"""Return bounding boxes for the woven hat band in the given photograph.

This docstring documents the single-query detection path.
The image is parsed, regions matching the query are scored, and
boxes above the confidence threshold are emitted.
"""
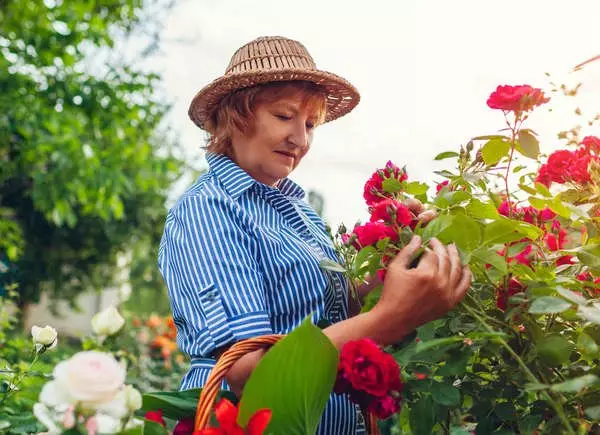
[225,37,317,75]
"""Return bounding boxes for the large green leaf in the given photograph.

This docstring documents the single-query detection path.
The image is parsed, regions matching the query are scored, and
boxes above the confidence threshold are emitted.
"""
[410,395,436,435]
[528,296,572,314]
[436,214,482,253]
[482,217,523,245]
[238,318,338,434]
[536,335,573,366]
[472,249,507,274]
[517,130,540,159]
[465,198,500,219]
[481,138,510,165]
[429,382,461,407]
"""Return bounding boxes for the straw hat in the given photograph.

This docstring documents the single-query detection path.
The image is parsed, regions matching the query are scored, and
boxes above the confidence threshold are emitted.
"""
[188,36,360,130]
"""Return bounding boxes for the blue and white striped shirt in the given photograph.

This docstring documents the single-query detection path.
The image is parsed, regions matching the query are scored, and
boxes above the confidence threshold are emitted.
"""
[158,152,366,434]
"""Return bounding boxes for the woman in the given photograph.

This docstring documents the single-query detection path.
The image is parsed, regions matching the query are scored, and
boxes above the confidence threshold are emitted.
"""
[159,36,472,434]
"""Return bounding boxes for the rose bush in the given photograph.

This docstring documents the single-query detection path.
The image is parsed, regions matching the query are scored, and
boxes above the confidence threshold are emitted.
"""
[326,83,600,434]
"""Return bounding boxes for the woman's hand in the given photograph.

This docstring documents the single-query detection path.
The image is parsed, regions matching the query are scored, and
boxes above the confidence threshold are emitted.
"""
[404,197,437,225]
[369,235,472,345]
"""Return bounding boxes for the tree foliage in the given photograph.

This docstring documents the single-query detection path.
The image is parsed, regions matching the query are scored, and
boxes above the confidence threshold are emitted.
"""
[0,0,183,308]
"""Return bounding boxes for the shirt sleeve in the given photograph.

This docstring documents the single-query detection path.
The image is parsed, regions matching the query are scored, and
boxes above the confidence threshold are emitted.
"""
[159,193,272,357]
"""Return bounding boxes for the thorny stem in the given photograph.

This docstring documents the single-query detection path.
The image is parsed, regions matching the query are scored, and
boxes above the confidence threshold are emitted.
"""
[461,302,575,435]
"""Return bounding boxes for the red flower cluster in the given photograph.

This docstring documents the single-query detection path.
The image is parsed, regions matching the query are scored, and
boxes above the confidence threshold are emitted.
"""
[363,161,408,206]
[486,85,550,113]
[577,271,600,296]
[145,409,167,426]
[536,137,600,187]
[494,201,574,311]
[334,338,403,420]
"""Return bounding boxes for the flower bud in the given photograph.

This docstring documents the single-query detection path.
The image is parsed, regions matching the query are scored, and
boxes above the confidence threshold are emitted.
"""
[91,306,125,336]
[31,325,58,350]
[123,385,142,411]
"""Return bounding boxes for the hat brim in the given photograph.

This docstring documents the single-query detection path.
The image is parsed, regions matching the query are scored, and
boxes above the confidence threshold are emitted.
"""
[188,68,360,130]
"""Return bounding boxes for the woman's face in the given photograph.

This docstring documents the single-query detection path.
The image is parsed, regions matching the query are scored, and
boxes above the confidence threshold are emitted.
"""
[230,93,319,186]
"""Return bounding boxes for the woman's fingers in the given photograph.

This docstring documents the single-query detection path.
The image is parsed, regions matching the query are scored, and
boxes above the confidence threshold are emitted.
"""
[429,238,450,279]
[392,235,422,268]
[447,243,462,286]
[453,265,472,303]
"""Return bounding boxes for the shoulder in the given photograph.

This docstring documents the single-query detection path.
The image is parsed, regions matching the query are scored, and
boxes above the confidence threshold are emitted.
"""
[167,173,248,226]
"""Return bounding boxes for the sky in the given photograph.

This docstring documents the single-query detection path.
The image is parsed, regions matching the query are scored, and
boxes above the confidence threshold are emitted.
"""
[157,0,600,228]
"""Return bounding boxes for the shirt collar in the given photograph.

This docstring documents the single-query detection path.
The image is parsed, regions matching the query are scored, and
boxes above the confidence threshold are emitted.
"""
[206,152,305,200]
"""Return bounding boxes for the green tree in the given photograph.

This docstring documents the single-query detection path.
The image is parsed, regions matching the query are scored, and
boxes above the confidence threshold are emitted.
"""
[0,0,184,310]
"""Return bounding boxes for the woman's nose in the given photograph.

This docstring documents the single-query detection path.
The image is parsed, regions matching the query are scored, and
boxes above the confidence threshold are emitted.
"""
[288,120,310,149]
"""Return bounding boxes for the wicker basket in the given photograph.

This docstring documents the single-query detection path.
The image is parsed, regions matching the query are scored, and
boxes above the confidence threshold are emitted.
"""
[193,335,380,434]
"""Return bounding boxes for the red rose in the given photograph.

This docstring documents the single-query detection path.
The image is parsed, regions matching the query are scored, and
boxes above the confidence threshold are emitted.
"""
[174,417,195,435]
[352,222,398,248]
[582,135,600,154]
[545,223,567,251]
[369,199,413,227]
[487,85,550,112]
[367,395,401,420]
[363,161,408,205]
[496,278,525,312]
[144,410,166,427]
[335,338,401,398]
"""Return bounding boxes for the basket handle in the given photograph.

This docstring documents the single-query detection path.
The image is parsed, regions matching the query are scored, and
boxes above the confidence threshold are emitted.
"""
[193,334,379,434]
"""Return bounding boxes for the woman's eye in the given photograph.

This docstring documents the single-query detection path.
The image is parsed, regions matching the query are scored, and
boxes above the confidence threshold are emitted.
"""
[275,114,291,120]
[306,122,315,130]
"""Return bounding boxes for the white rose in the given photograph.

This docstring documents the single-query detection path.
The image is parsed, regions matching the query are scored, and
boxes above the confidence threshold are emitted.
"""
[96,389,127,419]
[94,414,121,434]
[33,403,61,434]
[123,385,142,411]
[53,351,126,407]
[31,325,58,350]
[91,306,125,336]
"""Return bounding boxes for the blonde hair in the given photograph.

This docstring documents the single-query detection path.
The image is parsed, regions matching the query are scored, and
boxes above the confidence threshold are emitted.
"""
[203,81,328,155]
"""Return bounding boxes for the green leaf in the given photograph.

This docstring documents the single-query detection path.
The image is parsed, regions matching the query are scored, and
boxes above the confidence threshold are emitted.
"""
[518,130,540,159]
[430,382,461,406]
[577,332,599,358]
[404,181,429,195]
[555,287,587,305]
[494,402,517,421]
[382,178,403,193]
[519,184,538,195]
[434,151,459,160]
[548,197,571,219]
[435,214,482,253]
[481,138,510,165]
[142,389,204,420]
[528,296,572,314]
[534,182,552,198]
[142,419,169,435]
[576,244,600,270]
[421,214,454,242]
[318,259,346,273]
[550,374,599,393]
[585,405,600,420]
[353,246,376,270]
[465,199,500,219]
[409,395,436,435]
[472,249,507,274]
[238,318,338,434]
[483,217,524,245]
[528,196,548,210]
[536,335,573,366]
